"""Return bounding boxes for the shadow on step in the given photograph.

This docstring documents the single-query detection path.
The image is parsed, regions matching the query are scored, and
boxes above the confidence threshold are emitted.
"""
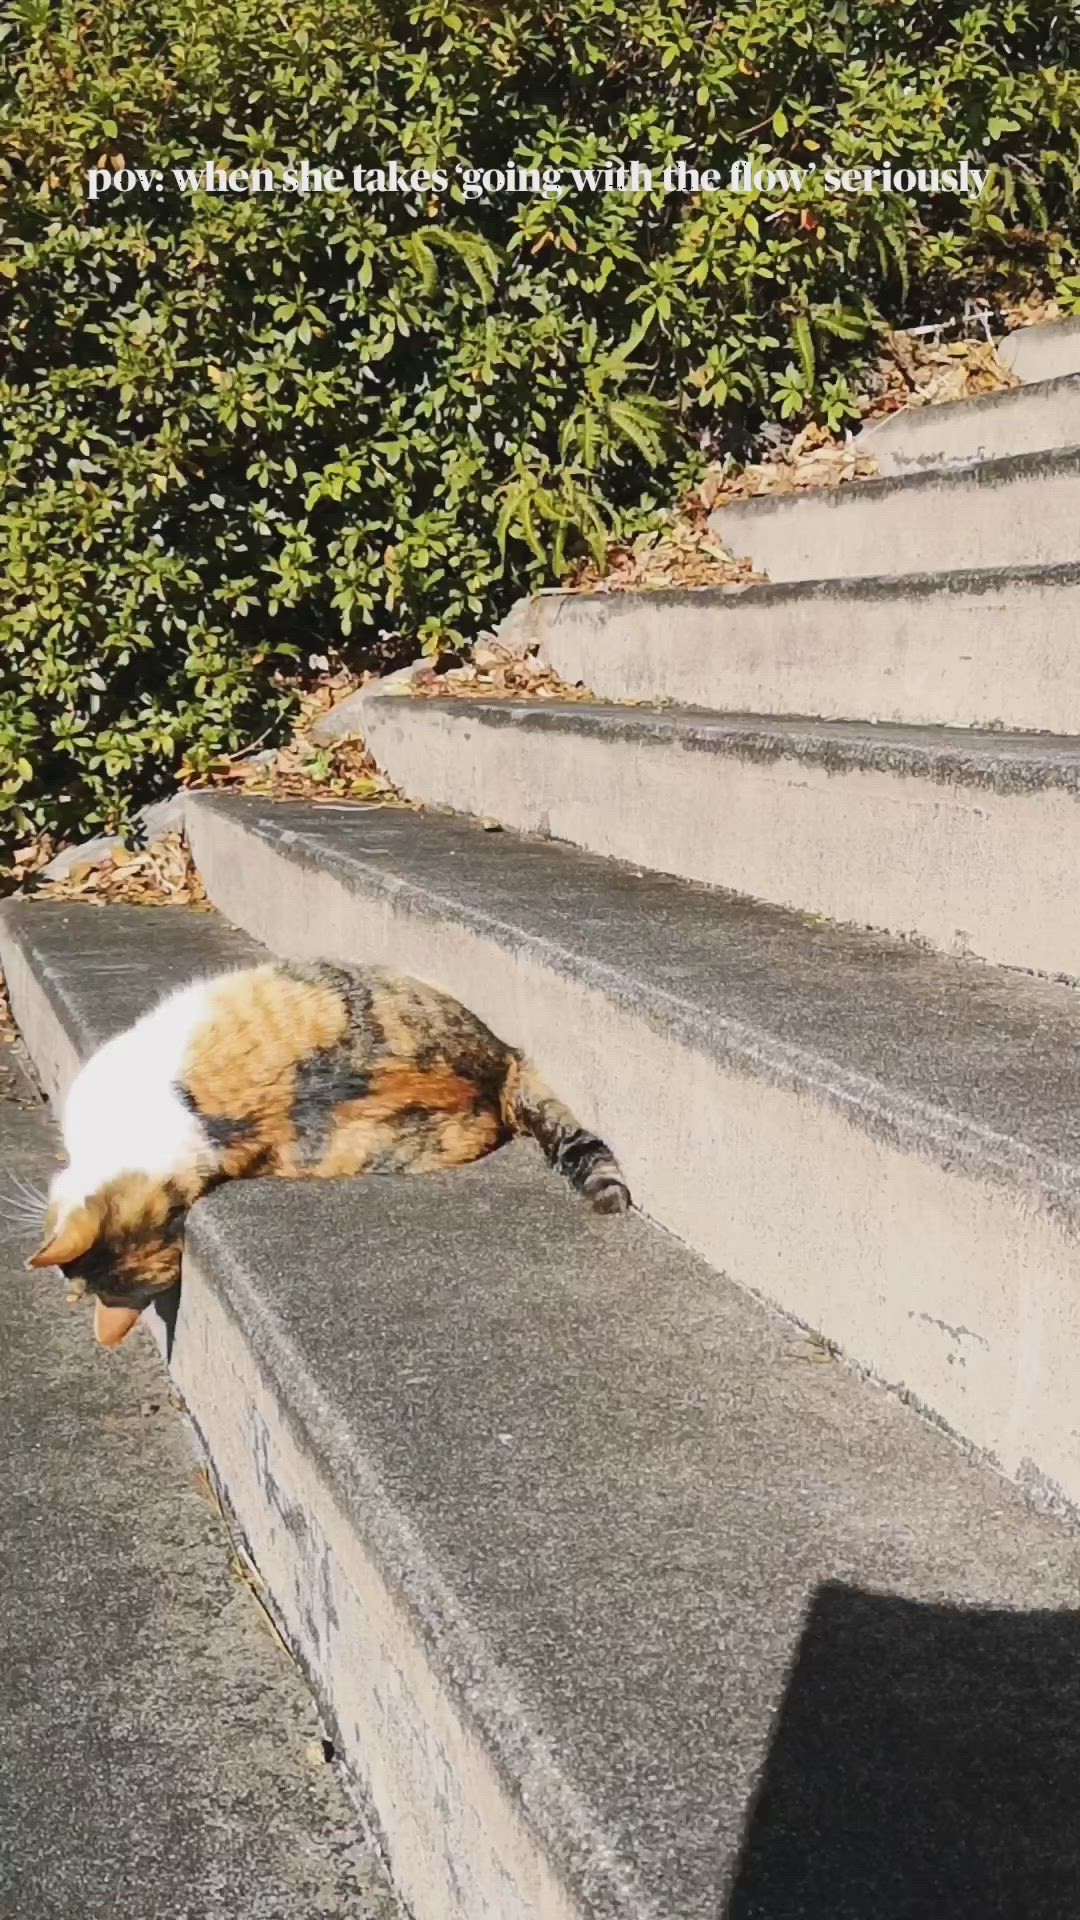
[152,1282,181,1360]
[726,1582,1080,1919]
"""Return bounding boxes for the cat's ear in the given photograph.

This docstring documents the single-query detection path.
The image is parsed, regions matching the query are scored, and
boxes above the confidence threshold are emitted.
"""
[27,1202,101,1271]
[93,1299,142,1348]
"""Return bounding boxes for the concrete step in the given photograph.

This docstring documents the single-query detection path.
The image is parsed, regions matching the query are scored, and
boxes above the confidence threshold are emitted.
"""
[858,373,1080,477]
[0,1009,402,1918]
[358,693,1080,978]
[709,445,1080,582]
[183,793,1080,1508]
[999,314,1080,384]
[6,898,1080,1920]
[521,563,1080,733]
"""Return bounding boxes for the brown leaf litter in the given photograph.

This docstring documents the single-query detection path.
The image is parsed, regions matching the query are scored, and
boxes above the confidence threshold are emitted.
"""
[33,832,209,908]
[568,519,764,594]
[495,313,1028,601]
[859,328,1019,421]
[408,642,596,701]
[693,324,1020,516]
[692,418,880,511]
[16,698,408,906]
[995,289,1060,332]
[184,728,402,805]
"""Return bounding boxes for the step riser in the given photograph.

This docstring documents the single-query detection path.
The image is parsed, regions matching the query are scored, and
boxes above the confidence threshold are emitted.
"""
[858,377,1080,477]
[361,699,1080,979]
[0,917,596,1920]
[174,1248,583,1920]
[999,318,1080,384]
[186,799,1080,1508]
[530,573,1080,730]
[710,454,1080,582]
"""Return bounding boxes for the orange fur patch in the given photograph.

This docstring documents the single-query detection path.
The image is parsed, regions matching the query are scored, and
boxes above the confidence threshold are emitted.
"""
[28,1201,102,1270]
[278,1065,502,1179]
[66,1172,179,1245]
[366,1062,481,1119]
[427,1108,504,1168]
[185,968,348,1120]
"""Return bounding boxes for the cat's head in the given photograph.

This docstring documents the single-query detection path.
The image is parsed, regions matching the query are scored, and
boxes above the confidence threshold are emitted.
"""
[28,1168,185,1347]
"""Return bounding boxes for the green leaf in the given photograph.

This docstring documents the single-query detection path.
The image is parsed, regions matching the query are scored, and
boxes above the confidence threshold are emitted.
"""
[794,315,815,385]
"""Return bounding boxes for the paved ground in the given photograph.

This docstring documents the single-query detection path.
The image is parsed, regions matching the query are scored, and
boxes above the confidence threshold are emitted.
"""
[0,1038,402,1920]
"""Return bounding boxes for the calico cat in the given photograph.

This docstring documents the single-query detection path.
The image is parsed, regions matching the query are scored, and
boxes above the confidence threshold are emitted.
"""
[28,960,630,1348]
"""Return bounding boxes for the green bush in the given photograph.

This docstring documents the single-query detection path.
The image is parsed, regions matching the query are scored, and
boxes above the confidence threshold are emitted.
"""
[3,0,1079,852]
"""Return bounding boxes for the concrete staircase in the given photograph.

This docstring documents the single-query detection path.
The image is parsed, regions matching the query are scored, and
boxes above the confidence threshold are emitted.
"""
[496,562,1080,732]
[354,702,1080,975]
[7,316,1080,1920]
[706,445,1080,580]
[859,372,1080,476]
[7,896,1080,1920]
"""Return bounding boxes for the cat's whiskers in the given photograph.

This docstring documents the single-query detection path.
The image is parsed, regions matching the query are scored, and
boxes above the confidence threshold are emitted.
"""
[0,1172,48,1225]
[8,1170,46,1208]
[0,1205,44,1231]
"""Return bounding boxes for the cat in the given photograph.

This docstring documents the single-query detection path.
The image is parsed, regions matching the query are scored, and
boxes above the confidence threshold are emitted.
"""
[28,960,630,1348]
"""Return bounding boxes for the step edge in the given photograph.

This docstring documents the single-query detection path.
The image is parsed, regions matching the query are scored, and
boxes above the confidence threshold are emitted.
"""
[364,693,1080,794]
[529,560,1080,621]
[710,441,1080,522]
[857,369,1080,446]
[185,1199,657,1920]
[0,902,660,1920]
[184,795,1080,1237]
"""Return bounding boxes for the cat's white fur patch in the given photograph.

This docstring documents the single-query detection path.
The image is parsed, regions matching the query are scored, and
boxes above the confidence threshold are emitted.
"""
[50,975,222,1214]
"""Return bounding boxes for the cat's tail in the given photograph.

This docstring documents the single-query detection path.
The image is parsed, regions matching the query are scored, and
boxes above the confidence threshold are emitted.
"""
[499,1058,631,1214]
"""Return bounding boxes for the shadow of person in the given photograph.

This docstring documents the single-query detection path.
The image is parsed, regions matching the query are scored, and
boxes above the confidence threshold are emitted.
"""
[727,1581,1080,1919]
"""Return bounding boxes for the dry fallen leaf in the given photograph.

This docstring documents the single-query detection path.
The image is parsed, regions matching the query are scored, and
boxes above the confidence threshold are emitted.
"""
[699,419,880,509]
[408,645,595,702]
[860,328,1019,422]
[186,730,405,805]
[34,833,209,908]
[997,290,1060,332]
[0,980,14,1048]
[10,671,406,894]
[569,520,764,594]
[696,319,1021,519]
